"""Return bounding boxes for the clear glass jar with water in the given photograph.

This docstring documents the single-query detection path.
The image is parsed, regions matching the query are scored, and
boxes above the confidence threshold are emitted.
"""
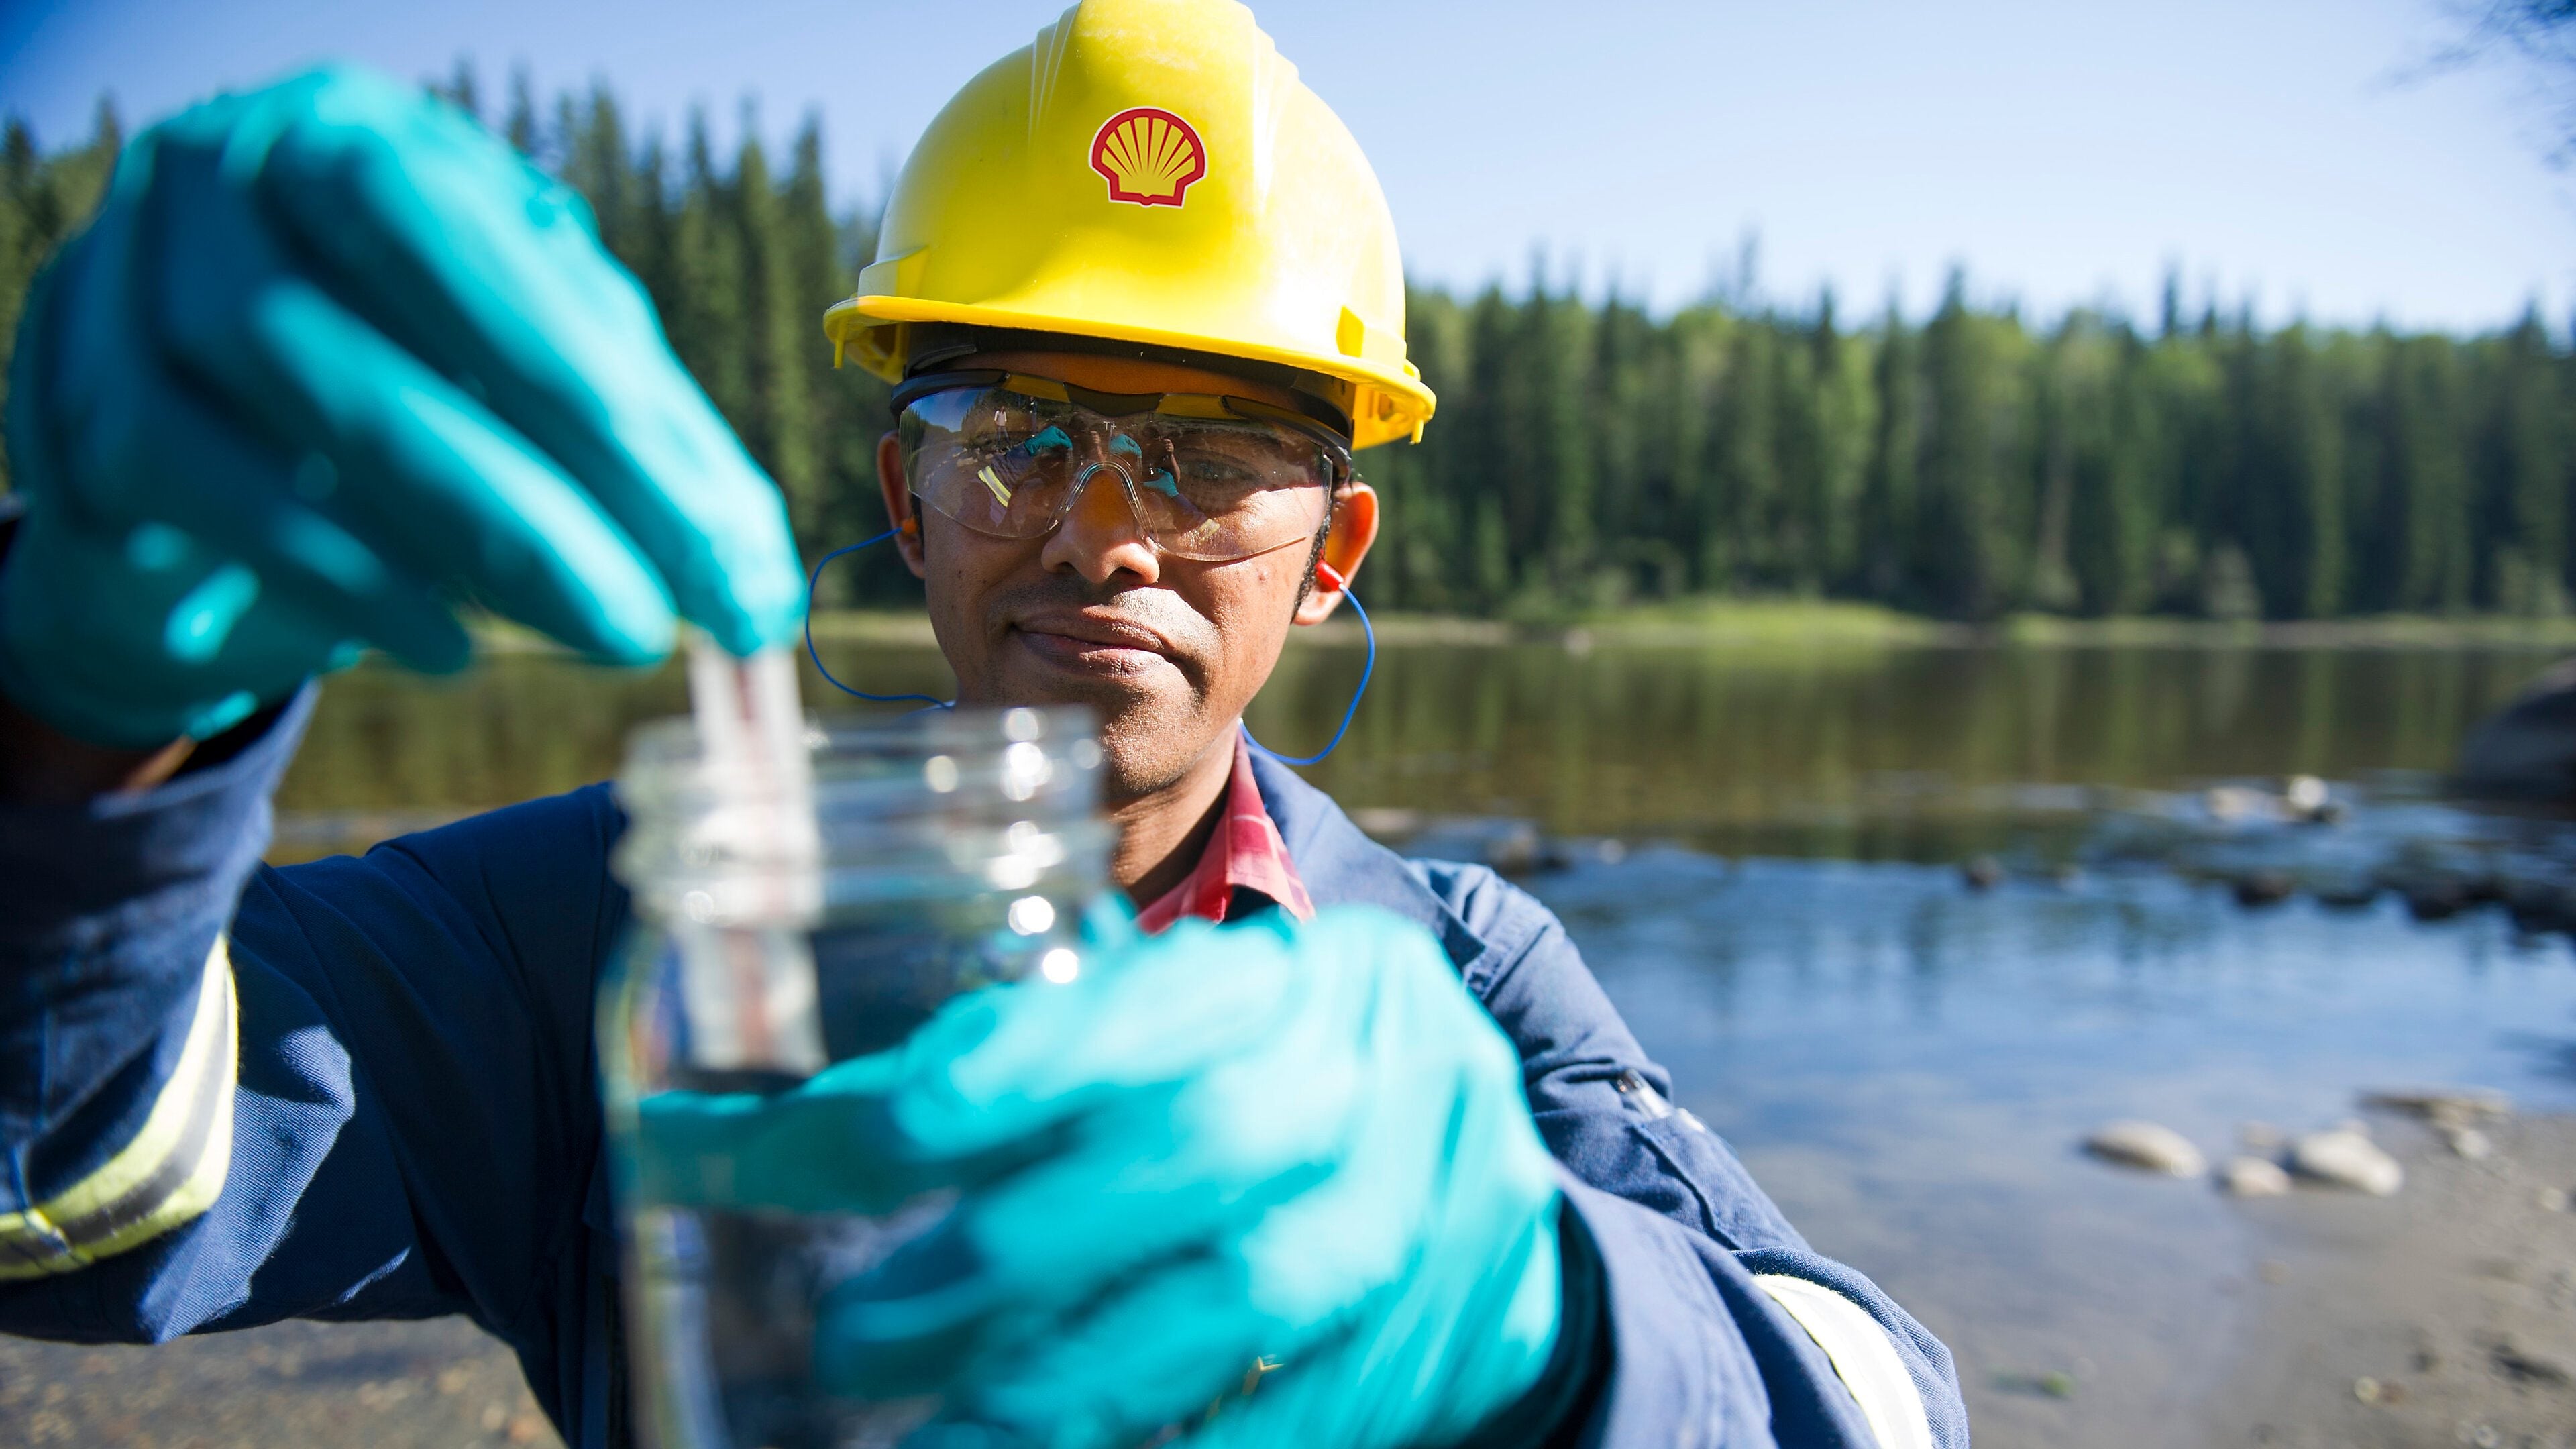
[602,704,1109,1449]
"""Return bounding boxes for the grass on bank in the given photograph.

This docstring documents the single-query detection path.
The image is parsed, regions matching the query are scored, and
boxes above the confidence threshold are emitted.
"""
[480,600,2576,657]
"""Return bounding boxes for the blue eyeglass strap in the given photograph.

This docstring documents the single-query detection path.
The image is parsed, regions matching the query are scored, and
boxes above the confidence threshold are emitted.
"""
[804,528,955,708]
[1240,584,1375,767]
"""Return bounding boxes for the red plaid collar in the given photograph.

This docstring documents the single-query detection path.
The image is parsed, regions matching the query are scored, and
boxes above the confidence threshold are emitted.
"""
[1134,735,1317,934]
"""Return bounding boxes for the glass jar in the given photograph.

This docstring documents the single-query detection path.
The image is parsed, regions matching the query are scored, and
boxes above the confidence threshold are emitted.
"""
[602,704,1110,1449]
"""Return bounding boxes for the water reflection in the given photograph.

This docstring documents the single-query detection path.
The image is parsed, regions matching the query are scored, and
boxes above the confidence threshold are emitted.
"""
[268,635,2576,1446]
[1275,641,2561,842]
[280,637,2563,837]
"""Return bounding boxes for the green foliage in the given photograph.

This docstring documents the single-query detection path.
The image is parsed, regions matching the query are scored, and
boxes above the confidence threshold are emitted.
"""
[6,78,2573,624]
[0,99,120,492]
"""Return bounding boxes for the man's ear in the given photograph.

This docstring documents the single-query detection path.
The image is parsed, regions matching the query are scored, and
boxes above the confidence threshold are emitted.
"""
[875,432,928,578]
[1294,480,1378,627]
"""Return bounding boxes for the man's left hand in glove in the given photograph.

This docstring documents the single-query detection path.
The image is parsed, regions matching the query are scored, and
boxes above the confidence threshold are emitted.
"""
[636,903,1592,1449]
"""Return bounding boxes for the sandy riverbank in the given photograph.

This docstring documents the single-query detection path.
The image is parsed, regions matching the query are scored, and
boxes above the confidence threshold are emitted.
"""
[6,1118,2573,1447]
[0,1313,557,1448]
[2196,1111,2576,1448]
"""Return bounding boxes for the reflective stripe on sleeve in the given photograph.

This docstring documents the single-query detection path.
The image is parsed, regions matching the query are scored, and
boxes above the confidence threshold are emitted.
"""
[1752,1273,1935,1449]
[0,937,238,1279]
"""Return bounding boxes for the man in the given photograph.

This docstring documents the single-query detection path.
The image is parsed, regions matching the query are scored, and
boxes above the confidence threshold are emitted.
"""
[0,2,1962,1445]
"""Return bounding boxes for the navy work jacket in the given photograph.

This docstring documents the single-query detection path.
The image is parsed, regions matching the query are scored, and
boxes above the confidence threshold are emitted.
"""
[0,694,1964,1447]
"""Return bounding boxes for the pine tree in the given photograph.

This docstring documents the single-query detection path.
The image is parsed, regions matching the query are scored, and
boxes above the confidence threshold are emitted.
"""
[1859,301,1921,603]
[2389,336,2475,612]
[727,122,820,553]
[1710,318,1778,592]
[1915,272,2024,617]
[2480,308,2568,614]
[1,77,2567,627]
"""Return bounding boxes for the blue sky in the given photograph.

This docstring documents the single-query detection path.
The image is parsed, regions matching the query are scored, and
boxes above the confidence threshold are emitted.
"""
[2,0,2567,332]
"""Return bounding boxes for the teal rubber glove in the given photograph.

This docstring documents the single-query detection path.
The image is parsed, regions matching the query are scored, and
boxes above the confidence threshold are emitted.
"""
[637,904,1568,1449]
[0,65,803,747]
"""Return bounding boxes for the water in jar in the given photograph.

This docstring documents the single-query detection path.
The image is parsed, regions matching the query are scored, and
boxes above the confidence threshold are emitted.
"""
[604,704,1109,1449]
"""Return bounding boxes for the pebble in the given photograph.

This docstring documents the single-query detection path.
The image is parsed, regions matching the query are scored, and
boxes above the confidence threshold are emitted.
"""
[2405,881,2471,921]
[2206,786,2273,822]
[2285,775,2330,818]
[2289,1128,2404,1195]
[1404,818,1545,875]
[2084,1120,2208,1177]
[2440,1126,2494,1161]
[2218,1156,2293,1197]
[2490,1340,2572,1385]
[2232,871,2296,908]
[2352,1375,2381,1403]
[2538,1187,2570,1213]
[1348,807,1423,839]
[2365,1087,2511,1124]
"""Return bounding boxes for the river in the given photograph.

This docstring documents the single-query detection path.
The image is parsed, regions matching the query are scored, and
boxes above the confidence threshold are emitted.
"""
[11,632,2576,1448]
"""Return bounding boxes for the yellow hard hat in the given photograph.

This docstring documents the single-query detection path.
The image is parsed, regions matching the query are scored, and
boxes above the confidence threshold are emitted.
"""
[822,0,1434,450]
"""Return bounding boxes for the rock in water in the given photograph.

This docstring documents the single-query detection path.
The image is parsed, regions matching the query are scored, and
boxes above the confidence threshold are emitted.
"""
[2231,871,2296,908]
[2218,1156,2293,1197]
[2284,775,2332,820]
[2443,1126,2495,1161]
[2455,656,2576,801]
[2204,786,2273,823]
[2084,1120,2208,1177]
[2362,1087,2510,1124]
[1403,817,1544,875]
[2290,1128,2404,1195]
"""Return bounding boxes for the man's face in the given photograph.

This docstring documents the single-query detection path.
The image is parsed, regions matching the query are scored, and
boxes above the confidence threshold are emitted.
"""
[875,350,1379,804]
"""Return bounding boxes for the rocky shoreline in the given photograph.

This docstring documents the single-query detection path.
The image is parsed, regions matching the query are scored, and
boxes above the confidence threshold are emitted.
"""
[0,1314,557,1448]
[5,1120,2571,1446]
[2196,1110,2576,1448]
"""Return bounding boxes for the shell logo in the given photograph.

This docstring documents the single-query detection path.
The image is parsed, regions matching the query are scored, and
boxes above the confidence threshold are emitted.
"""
[1089,107,1207,208]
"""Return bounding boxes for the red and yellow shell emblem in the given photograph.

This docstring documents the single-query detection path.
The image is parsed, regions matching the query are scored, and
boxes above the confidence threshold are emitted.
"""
[1089,107,1207,208]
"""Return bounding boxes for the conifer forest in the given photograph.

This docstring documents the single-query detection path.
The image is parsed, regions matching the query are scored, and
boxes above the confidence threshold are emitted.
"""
[5,76,2570,624]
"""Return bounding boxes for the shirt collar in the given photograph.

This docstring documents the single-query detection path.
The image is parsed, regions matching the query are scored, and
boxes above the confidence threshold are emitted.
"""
[1133,733,1317,934]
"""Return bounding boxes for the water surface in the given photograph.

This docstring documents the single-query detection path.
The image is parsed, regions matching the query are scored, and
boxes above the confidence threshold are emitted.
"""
[268,634,2576,1446]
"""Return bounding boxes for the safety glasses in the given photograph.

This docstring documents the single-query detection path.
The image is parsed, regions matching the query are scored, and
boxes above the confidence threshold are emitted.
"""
[892,370,1352,563]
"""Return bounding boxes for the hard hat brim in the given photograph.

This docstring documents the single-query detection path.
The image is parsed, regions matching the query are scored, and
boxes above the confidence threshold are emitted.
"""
[825,294,1433,451]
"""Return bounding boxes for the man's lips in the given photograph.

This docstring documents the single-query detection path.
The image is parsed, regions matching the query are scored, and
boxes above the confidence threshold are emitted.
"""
[1009,610,1179,669]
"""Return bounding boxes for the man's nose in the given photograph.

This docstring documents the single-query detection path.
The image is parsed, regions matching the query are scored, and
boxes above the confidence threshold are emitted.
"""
[1040,460,1163,586]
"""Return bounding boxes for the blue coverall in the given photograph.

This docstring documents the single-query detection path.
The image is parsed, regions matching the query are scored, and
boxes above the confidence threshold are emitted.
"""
[0,692,1966,1447]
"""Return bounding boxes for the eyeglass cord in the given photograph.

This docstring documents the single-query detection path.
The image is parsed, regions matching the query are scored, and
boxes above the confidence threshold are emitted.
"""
[803,528,954,709]
[800,526,1375,763]
[1239,580,1373,767]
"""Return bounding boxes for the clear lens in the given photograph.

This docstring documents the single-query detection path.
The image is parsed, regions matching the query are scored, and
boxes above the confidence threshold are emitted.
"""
[900,386,1335,561]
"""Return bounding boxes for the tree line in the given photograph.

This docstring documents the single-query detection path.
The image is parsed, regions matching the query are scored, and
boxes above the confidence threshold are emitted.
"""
[5,75,2569,622]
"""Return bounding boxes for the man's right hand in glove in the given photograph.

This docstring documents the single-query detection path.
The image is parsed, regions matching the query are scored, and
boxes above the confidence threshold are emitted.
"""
[0,64,804,754]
